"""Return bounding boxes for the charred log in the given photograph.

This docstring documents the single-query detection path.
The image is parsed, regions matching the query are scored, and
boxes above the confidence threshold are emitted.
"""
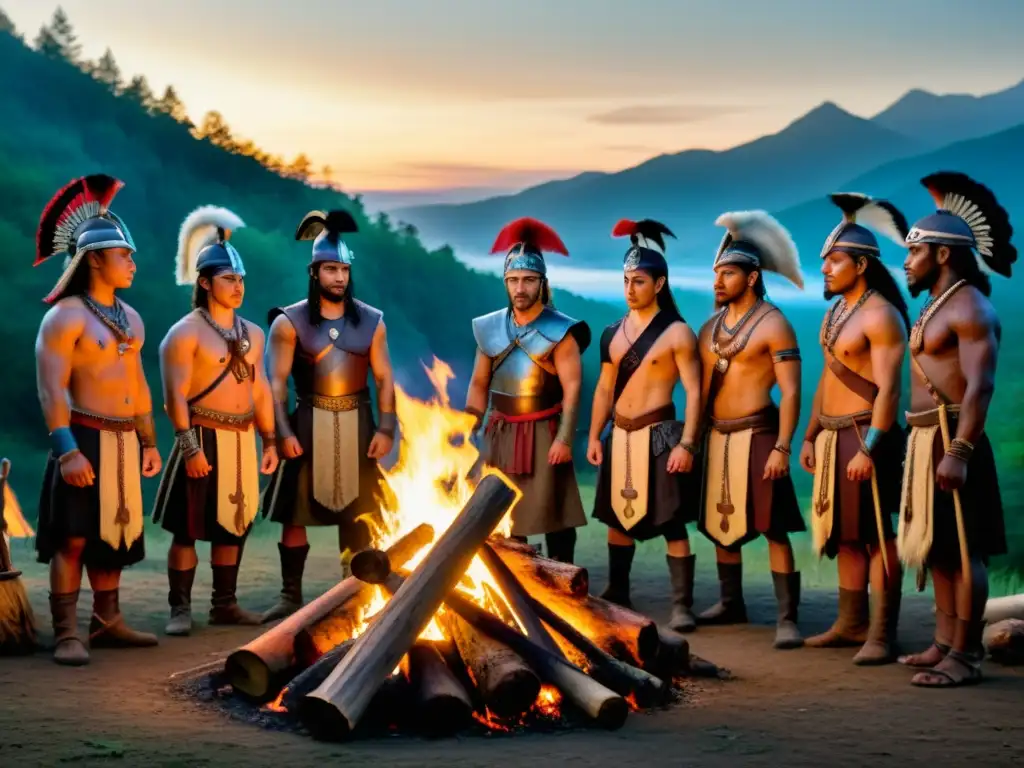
[490,536,589,597]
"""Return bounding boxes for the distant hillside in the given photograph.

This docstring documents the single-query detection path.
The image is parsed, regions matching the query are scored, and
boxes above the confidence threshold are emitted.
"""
[393,103,923,266]
[0,31,619,475]
[871,78,1024,148]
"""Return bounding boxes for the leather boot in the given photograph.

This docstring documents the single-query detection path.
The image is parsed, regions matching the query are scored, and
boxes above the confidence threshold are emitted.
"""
[697,562,748,625]
[89,589,158,648]
[544,528,577,564]
[50,591,89,666]
[772,571,803,649]
[853,571,902,665]
[165,566,195,636]
[599,543,635,608]
[261,544,309,623]
[805,588,869,647]
[666,554,697,633]
[209,564,261,625]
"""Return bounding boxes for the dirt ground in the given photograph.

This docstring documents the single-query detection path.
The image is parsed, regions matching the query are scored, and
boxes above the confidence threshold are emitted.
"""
[1,529,1022,768]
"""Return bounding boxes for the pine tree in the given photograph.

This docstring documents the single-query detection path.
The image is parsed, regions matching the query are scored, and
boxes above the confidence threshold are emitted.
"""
[287,153,311,181]
[34,25,62,59]
[92,48,122,93]
[194,110,236,150]
[49,7,81,63]
[154,85,189,123]
[0,6,19,38]
[320,165,334,187]
[122,74,155,111]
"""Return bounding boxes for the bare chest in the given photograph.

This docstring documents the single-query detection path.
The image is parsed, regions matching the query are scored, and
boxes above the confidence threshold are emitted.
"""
[609,330,673,377]
[71,315,140,369]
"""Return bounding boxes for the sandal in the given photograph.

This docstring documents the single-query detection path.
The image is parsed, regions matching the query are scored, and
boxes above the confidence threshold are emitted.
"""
[910,650,983,688]
[898,642,950,668]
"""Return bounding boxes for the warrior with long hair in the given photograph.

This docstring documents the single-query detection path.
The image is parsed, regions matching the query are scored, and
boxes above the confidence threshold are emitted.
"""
[465,217,590,563]
[693,210,807,648]
[151,206,278,636]
[260,210,395,622]
[33,174,161,665]
[897,172,1015,687]
[801,194,910,666]
[588,219,702,630]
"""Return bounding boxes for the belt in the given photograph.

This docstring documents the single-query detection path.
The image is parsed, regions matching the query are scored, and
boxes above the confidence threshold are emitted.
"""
[70,409,135,433]
[490,392,562,417]
[906,405,961,428]
[818,410,873,431]
[613,403,676,432]
[711,407,779,435]
[190,406,255,432]
[489,403,562,425]
[301,390,369,412]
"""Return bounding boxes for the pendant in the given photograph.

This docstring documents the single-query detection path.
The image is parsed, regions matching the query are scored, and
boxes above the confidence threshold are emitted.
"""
[117,343,129,356]
[329,327,339,340]
[717,502,734,532]
[715,357,729,373]
[239,338,251,354]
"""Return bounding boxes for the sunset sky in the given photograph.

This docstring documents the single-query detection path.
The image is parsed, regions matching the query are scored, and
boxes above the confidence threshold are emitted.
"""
[5,0,1024,194]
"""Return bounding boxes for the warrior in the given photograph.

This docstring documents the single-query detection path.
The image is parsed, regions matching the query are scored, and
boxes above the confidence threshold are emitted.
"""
[694,211,807,648]
[588,219,702,632]
[33,174,160,665]
[800,194,911,665]
[466,217,590,563]
[260,210,395,621]
[896,172,1014,687]
[152,206,278,635]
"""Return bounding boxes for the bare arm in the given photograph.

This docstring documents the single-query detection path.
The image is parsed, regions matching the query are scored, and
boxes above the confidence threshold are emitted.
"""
[159,323,198,435]
[697,319,716,409]
[551,335,582,445]
[673,324,703,447]
[865,306,907,436]
[247,325,275,440]
[368,320,396,434]
[127,310,158,448]
[951,303,999,446]
[589,362,615,442]
[767,316,801,451]
[465,349,492,427]
[266,314,297,440]
[34,305,84,453]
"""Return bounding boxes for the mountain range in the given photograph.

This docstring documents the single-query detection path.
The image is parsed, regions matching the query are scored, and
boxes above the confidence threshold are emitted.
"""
[393,78,1024,267]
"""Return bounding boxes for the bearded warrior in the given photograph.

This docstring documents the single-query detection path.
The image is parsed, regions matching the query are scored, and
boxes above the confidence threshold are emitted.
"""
[694,211,806,648]
[260,209,395,621]
[33,174,161,665]
[588,219,702,632]
[465,217,590,562]
[897,172,1014,687]
[152,206,278,635]
[801,194,911,665]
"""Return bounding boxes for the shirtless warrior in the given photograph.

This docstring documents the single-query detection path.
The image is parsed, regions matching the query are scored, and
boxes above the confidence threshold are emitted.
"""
[466,217,589,563]
[261,209,395,621]
[152,206,278,635]
[897,172,1014,687]
[695,211,807,648]
[589,219,702,632]
[801,194,911,665]
[34,174,161,665]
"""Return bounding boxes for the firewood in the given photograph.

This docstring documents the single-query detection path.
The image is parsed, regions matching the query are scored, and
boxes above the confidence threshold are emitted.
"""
[281,639,356,712]
[296,474,518,741]
[293,603,364,669]
[984,618,1024,665]
[490,536,589,597]
[984,595,1024,623]
[225,523,434,701]
[478,543,563,656]
[407,641,474,736]
[648,626,691,679]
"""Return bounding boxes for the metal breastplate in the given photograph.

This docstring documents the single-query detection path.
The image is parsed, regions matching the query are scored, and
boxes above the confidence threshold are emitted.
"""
[274,299,382,398]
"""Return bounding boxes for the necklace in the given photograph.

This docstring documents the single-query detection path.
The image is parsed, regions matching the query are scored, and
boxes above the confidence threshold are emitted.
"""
[721,298,762,336]
[910,279,967,354]
[822,289,875,353]
[198,308,251,382]
[82,295,133,356]
[709,301,776,373]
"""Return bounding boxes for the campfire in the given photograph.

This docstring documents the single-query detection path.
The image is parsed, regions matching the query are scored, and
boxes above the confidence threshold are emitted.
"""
[189,359,715,741]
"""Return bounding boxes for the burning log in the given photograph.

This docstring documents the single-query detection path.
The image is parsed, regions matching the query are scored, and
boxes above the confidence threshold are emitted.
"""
[480,542,666,707]
[407,641,474,736]
[984,618,1024,665]
[490,537,589,597]
[293,604,364,668]
[224,523,434,701]
[280,639,356,712]
[359,555,629,731]
[296,473,519,741]
[498,566,659,666]
[442,611,541,719]
[650,626,691,679]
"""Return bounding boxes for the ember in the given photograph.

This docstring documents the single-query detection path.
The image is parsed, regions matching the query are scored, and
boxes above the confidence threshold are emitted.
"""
[196,358,718,740]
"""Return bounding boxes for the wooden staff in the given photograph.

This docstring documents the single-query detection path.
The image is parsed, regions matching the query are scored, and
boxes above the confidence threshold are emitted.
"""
[937,404,972,589]
[855,426,890,581]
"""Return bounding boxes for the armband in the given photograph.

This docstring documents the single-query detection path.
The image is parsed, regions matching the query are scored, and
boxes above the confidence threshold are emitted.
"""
[773,443,792,456]
[50,426,79,460]
[465,406,484,433]
[946,438,974,463]
[377,411,397,438]
[678,440,698,456]
[772,348,801,364]
[175,428,201,459]
[259,431,277,447]
[134,412,157,449]
[555,406,578,445]
[861,427,883,455]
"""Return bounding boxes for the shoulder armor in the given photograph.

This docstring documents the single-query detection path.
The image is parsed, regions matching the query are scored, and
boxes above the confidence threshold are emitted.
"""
[472,309,511,359]
[268,299,307,329]
[338,299,381,355]
[600,320,622,364]
[533,307,591,354]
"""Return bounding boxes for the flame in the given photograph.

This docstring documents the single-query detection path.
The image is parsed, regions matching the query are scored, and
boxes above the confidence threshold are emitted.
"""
[3,484,33,538]
[356,357,524,640]
[532,684,562,718]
